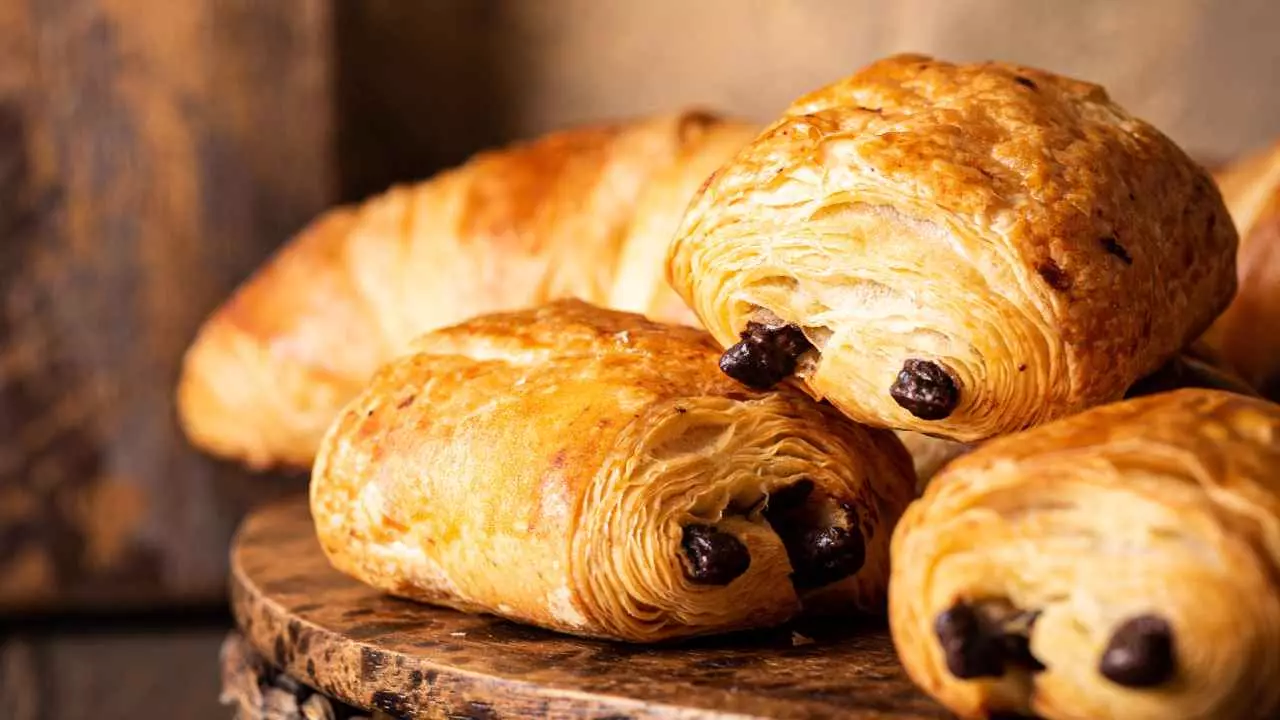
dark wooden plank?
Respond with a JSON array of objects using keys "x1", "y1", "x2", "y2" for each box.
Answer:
[
  {"x1": 231, "y1": 497, "x2": 950, "y2": 720},
  {"x1": 222, "y1": 632, "x2": 392, "y2": 720},
  {"x1": 0, "y1": 0, "x2": 326, "y2": 612},
  {"x1": 0, "y1": 624, "x2": 230, "y2": 720}
]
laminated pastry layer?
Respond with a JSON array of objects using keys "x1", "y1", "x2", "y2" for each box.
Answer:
[
  {"x1": 889, "y1": 389, "x2": 1280, "y2": 720},
  {"x1": 1201, "y1": 140, "x2": 1280, "y2": 400},
  {"x1": 311, "y1": 300, "x2": 917, "y2": 642},
  {"x1": 177, "y1": 112, "x2": 754, "y2": 470},
  {"x1": 667, "y1": 54, "x2": 1238, "y2": 443}
]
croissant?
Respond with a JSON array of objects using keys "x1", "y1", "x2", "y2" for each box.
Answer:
[
  {"x1": 310, "y1": 300, "x2": 917, "y2": 643},
  {"x1": 667, "y1": 54, "x2": 1238, "y2": 443},
  {"x1": 889, "y1": 389, "x2": 1280, "y2": 720},
  {"x1": 1201, "y1": 140, "x2": 1280, "y2": 399},
  {"x1": 177, "y1": 112, "x2": 756, "y2": 469}
]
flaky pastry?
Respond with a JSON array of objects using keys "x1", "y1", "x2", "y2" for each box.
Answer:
[
  {"x1": 1202, "y1": 140, "x2": 1280, "y2": 400},
  {"x1": 178, "y1": 112, "x2": 754, "y2": 469},
  {"x1": 311, "y1": 300, "x2": 916, "y2": 642},
  {"x1": 889, "y1": 389, "x2": 1280, "y2": 720},
  {"x1": 667, "y1": 54, "x2": 1237, "y2": 442}
]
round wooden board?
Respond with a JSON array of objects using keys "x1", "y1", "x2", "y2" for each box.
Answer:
[{"x1": 231, "y1": 496, "x2": 952, "y2": 720}]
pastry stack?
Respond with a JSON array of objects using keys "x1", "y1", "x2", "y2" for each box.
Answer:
[{"x1": 179, "y1": 55, "x2": 1280, "y2": 720}]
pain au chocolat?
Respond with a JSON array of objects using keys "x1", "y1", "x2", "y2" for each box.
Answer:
[
  {"x1": 311, "y1": 300, "x2": 916, "y2": 642},
  {"x1": 889, "y1": 389, "x2": 1280, "y2": 720},
  {"x1": 666, "y1": 54, "x2": 1237, "y2": 442}
]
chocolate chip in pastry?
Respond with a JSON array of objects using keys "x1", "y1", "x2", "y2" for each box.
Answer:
[
  {"x1": 1098, "y1": 614, "x2": 1176, "y2": 689},
  {"x1": 312, "y1": 300, "x2": 917, "y2": 643},
  {"x1": 667, "y1": 54, "x2": 1237, "y2": 443},
  {"x1": 890, "y1": 389, "x2": 1280, "y2": 720}
]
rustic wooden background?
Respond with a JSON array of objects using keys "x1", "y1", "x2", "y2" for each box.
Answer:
[{"x1": 1, "y1": 0, "x2": 1277, "y2": 718}]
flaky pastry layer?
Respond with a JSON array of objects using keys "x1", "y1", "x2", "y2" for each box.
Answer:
[
  {"x1": 1202, "y1": 140, "x2": 1280, "y2": 400},
  {"x1": 311, "y1": 300, "x2": 916, "y2": 642},
  {"x1": 889, "y1": 389, "x2": 1280, "y2": 720},
  {"x1": 667, "y1": 54, "x2": 1237, "y2": 442},
  {"x1": 179, "y1": 112, "x2": 755, "y2": 469}
]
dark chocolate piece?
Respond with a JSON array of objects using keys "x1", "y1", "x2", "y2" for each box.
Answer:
[
  {"x1": 765, "y1": 479, "x2": 815, "y2": 514},
  {"x1": 1099, "y1": 614, "x2": 1175, "y2": 687},
  {"x1": 788, "y1": 524, "x2": 866, "y2": 590},
  {"x1": 934, "y1": 602, "x2": 1045, "y2": 680},
  {"x1": 890, "y1": 359, "x2": 959, "y2": 420},
  {"x1": 764, "y1": 490, "x2": 865, "y2": 590},
  {"x1": 680, "y1": 524, "x2": 751, "y2": 585},
  {"x1": 718, "y1": 322, "x2": 813, "y2": 389},
  {"x1": 1000, "y1": 633, "x2": 1046, "y2": 672},
  {"x1": 934, "y1": 602, "x2": 1006, "y2": 679},
  {"x1": 1014, "y1": 75, "x2": 1037, "y2": 89}
]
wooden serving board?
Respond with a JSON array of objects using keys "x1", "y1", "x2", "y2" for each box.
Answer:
[{"x1": 230, "y1": 497, "x2": 952, "y2": 720}]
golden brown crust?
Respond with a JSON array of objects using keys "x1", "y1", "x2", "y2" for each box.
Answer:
[
  {"x1": 178, "y1": 112, "x2": 755, "y2": 469},
  {"x1": 311, "y1": 300, "x2": 917, "y2": 642},
  {"x1": 890, "y1": 389, "x2": 1280, "y2": 720},
  {"x1": 607, "y1": 118, "x2": 760, "y2": 326},
  {"x1": 667, "y1": 54, "x2": 1238, "y2": 442},
  {"x1": 1202, "y1": 141, "x2": 1280, "y2": 399}
]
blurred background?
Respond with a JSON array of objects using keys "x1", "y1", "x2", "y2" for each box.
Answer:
[{"x1": 1, "y1": 0, "x2": 1277, "y2": 717}]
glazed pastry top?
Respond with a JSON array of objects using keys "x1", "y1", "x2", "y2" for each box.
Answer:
[
  {"x1": 668, "y1": 54, "x2": 1237, "y2": 441},
  {"x1": 890, "y1": 389, "x2": 1280, "y2": 720}
]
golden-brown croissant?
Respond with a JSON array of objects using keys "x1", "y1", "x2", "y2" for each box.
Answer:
[
  {"x1": 1202, "y1": 140, "x2": 1280, "y2": 400},
  {"x1": 667, "y1": 54, "x2": 1238, "y2": 443},
  {"x1": 889, "y1": 389, "x2": 1280, "y2": 720},
  {"x1": 310, "y1": 300, "x2": 917, "y2": 643},
  {"x1": 178, "y1": 112, "x2": 755, "y2": 469}
]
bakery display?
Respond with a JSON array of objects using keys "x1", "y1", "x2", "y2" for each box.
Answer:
[
  {"x1": 179, "y1": 47, "x2": 1280, "y2": 717},
  {"x1": 1202, "y1": 140, "x2": 1280, "y2": 400},
  {"x1": 889, "y1": 389, "x2": 1280, "y2": 720},
  {"x1": 177, "y1": 111, "x2": 754, "y2": 470},
  {"x1": 310, "y1": 300, "x2": 917, "y2": 642},
  {"x1": 667, "y1": 54, "x2": 1238, "y2": 442}
]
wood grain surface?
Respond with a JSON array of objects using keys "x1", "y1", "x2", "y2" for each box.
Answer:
[
  {"x1": 232, "y1": 497, "x2": 952, "y2": 720},
  {"x1": 0, "y1": 0, "x2": 328, "y2": 612}
]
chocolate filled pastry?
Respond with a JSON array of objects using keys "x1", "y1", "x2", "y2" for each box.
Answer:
[
  {"x1": 1202, "y1": 140, "x2": 1280, "y2": 400},
  {"x1": 890, "y1": 389, "x2": 1280, "y2": 720},
  {"x1": 311, "y1": 300, "x2": 916, "y2": 642},
  {"x1": 667, "y1": 54, "x2": 1237, "y2": 442},
  {"x1": 177, "y1": 112, "x2": 754, "y2": 470}
]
